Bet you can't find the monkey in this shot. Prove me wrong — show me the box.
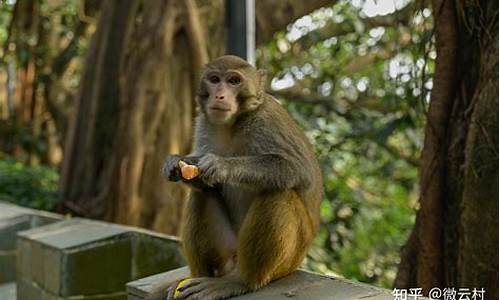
[152,55,323,300]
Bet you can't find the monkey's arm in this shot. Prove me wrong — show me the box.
[198,153,308,191]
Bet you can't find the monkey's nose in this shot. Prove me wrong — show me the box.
[216,95,225,100]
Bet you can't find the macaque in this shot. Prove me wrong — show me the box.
[153,55,323,300]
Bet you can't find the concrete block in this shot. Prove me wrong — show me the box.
[0,202,28,219]
[130,232,185,279]
[31,241,45,288]
[80,292,127,300]
[21,218,129,249]
[127,267,405,300]
[63,235,132,296]
[17,277,128,300]
[17,218,184,300]
[0,282,16,300]
[16,238,32,280]
[0,201,62,284]
[0,253,16,282]
[0,215,31,251]
[127,266,190,300]
[43,243,62,294]
[0,202,62,251]
[17,218,130,296]
[16,278,43,300]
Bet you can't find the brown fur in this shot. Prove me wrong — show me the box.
[156,56,323,300]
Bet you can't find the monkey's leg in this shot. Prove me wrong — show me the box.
[148,191,237,300]
[182,190,238,277]
[238,190,315,287]
[176,190,315,300]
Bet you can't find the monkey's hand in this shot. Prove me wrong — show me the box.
[162,155,210,189]
[162,155,200,182]
[161,155,183,181]
[198,153,226,187]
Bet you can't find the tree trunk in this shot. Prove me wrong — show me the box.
[395,0,498,297]
[60,0,335,235]
[59,0,209,234]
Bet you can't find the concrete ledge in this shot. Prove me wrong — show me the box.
[17,218,185,300]
[2,203,417,300]
[127,266,190,300]
[0,201,62,283]
[0,282,16,300]
[127,267,397,300]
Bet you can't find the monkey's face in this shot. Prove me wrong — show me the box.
[199,71,243,125]
[198,56,266,125]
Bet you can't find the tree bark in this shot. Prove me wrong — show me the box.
[60,0,140,218]
[395,0,498,297]
[60,0,336,234]
[416,0,459,292]
[457,11,498,293]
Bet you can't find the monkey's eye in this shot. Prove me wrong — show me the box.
[209,75,220,84]
[227,76,241,86]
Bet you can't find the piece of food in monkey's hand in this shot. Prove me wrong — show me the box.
[173,277,192,299]
[178,160,199,180]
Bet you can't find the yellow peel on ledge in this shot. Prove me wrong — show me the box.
[173,277,192,299]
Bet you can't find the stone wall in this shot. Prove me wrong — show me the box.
[0,202,184,300]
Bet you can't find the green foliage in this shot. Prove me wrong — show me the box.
[0,120,48,156]
[0,153,59,210]
[257,0,433,288]
[0,1,14,46]
[0,0,86,160]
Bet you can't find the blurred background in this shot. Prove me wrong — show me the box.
[0,0,497,295]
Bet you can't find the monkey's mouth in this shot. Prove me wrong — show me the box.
[209,106,231,112]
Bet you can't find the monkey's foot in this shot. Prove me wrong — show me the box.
[173,276,249,300]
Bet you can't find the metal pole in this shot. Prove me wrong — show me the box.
[225,0,255,65]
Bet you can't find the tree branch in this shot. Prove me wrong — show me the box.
[0,1,19,61]
[184,0,209,70]
[42,7,97,142]
[270,84,355,118]
[271,84,332,105]
[380,142,420,167]
[292,3,414,51]
[256,0,338,45]
[342,35,412,73]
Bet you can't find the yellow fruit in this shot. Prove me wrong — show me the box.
[178,161,199,180]
[173,277,192,299]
